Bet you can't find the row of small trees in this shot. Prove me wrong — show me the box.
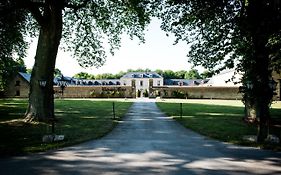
[73,68,214,80]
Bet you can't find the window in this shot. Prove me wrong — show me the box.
[140,80,143,86]
[16,90,20,96]
[15,81,20,86]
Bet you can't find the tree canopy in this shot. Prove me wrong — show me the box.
[0,1,28,90]
[159,0,281,142]
[72,68,206,80]
[1,0,159,122]
[159,0,281,73]
[1,0,158,68]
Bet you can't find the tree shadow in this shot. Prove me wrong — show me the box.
[0,102,280,174]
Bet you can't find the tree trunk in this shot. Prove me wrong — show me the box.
[244,99,257,122]
[24,3,62,122]
[252,36,271,143]
[244,0,273,143]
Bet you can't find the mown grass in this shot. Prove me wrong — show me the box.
[0,99,132,156]
[156,100,281,150]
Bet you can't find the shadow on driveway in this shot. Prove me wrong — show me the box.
[0,101,280,175]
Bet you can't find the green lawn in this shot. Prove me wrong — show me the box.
[0,99,132,156]
[157,99,281,149]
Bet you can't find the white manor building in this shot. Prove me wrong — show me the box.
[120,72,164,96]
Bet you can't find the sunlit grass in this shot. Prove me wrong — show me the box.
[157,100,281,150]
[0,99,132,156]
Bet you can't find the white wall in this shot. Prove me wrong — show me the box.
[120,78,163,91]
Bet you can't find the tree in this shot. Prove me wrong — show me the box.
[26,69,32,74]
[160,0,281,142]
[54,68,62,77]
[184,69,202,79]
[200,70,215,79]
[155,69,164,77]
[73,72,92,79]
[175,70,186,79]
[2,0,156,122]
[162,70,175,79]
[0,1,27,91]
[115,71,126,79]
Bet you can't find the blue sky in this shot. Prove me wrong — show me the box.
[24,18,197,76]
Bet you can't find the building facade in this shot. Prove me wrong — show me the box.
[4,72,30,98]
[120,72,164,97]
[4,71,281,100]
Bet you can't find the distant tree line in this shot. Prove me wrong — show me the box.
[73,68,214,80]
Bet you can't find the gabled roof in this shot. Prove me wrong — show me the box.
[19,72,31,82]
[121,72,162,79]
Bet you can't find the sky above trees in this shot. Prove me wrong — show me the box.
[23,18,198,76]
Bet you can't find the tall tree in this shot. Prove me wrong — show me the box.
[2,0,156,122]
[184,69,201,79]
[0,1,27,91]
[54,68,62,77]
[73,72,92,79]
[162,70,175,79]
[160,0,281,142]
[200,70,215,79]
[175,70,186,79]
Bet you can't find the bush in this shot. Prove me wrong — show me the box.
[172,90,187,99]
[137,90,141,97]
[143,90,149,97]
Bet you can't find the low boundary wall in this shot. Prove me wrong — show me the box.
[54,86,136,98]
[151,86,242,100]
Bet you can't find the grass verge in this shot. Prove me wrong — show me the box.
[156,99,281,150]
[0,99,132,156]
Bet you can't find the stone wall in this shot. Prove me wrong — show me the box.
[150,86,242,100]
[54,86,136,98]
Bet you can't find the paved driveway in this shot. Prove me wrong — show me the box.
[0,100,280,175]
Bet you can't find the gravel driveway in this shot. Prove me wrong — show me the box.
[0,99,280,175]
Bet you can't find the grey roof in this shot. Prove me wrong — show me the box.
[19,72,31,82]
[164,79,209,86]
[18,72,209,87]
[67,78,121,86]
[18,72,122,86]
[121,72,162,79]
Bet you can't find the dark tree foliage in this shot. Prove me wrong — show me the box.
[184,69,202,79]
[200,70,215,79]
[159,0,281,142]
[0,1,28,90]
[1,0,158,122]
